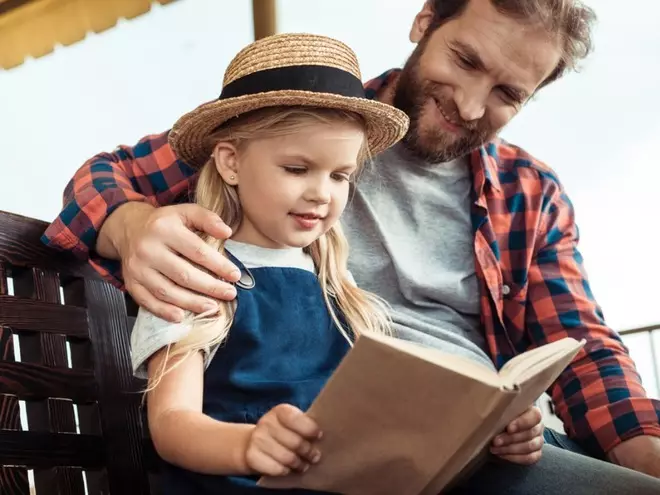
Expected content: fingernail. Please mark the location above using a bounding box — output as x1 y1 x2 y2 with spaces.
312 451 321 464
230 269 241 282
223 287 236 299
509 424 518 433
302 464 310 472
493 437 503 447
172 310 184 322
317 431 323 440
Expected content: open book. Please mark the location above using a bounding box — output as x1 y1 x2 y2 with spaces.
259 332 584 495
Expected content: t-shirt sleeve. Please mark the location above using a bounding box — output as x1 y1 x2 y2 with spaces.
130 307 221 379
130 308 193 379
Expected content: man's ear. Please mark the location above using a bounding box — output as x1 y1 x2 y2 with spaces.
212 142 240 186
410 1 435 43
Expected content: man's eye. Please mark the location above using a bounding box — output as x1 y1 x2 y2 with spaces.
456 53 475 70
499 88 523 105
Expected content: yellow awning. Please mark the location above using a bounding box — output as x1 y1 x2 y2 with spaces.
0 0 179 70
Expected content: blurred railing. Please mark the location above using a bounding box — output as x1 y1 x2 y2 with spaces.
620 323 660 399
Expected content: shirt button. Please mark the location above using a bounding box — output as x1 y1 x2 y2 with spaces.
502 284 511 296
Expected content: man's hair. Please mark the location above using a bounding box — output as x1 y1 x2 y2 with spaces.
428 0 597 86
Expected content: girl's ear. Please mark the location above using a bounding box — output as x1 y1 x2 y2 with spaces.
213 142 240 185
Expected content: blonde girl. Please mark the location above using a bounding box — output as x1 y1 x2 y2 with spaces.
129 33 408 495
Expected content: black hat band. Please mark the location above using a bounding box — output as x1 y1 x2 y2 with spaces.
219 65 365 101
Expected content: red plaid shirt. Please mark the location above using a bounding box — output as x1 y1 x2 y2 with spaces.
43 70 660 456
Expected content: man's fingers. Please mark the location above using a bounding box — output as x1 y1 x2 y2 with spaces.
127 282 185 323
493 423 543 447
138 267 220 315
496 450 543 466
167 227 241 283
275 405 321 440
178 204 233 241
155 251 237 302
507 406 543 434
491 435 544 456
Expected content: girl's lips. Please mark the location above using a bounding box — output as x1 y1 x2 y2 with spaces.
290 213 323 230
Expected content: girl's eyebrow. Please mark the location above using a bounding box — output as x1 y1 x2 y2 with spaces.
281 153 357 170
277 153 315 166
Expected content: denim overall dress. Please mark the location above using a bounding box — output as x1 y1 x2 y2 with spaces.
160 251 350 494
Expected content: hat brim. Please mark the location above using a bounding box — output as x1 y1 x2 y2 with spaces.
169 90 409 168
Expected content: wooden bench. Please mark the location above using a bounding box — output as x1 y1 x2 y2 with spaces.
0 210 159 495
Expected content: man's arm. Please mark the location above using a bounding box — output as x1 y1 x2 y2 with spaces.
526 183 660 469
42 131 195 287
42 131 239 321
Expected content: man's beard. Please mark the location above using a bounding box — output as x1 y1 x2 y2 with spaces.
393 47 495 164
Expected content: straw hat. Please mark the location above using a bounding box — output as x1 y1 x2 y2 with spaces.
169 33 409 168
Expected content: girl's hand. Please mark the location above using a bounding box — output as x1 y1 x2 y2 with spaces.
490 406 544 465
245 404 323 476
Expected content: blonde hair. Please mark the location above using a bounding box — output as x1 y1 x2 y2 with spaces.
148 106 391 388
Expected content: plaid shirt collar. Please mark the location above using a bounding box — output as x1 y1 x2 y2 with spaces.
365 69 503 196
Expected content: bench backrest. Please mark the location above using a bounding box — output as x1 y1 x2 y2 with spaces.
0 210 159 495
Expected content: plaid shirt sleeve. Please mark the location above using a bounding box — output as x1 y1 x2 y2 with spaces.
41 130 196 289
527 182 660 456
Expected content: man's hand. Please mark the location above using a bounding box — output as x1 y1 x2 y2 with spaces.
490 406 544 465
97 202 241 322
608 435 660 478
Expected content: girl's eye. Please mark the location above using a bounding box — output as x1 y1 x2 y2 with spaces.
331 173 351 182
283 166 307 175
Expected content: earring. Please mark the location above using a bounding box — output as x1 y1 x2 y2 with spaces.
229 175 235 181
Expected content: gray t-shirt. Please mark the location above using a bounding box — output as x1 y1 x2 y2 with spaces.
342 144 495 370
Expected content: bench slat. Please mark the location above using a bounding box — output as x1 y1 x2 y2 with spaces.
0 430 104 468
0 362 97 402
0 467 29 495
0 295 89 337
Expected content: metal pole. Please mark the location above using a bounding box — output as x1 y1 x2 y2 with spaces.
252 0 277 40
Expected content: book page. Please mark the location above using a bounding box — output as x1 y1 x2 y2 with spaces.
498 338 584 386
362 331 503 387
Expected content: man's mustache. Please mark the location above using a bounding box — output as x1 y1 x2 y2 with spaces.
425 89 481 132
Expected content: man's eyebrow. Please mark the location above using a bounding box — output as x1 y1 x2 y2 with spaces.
449 40 489 72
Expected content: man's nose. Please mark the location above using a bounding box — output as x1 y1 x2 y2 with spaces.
453 83 487 122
